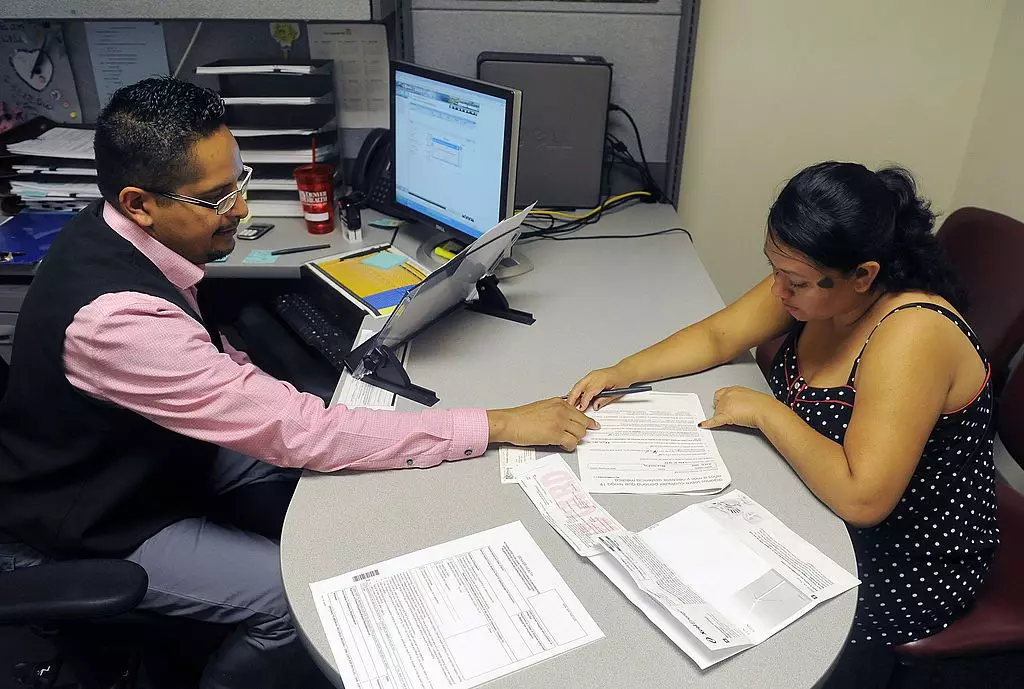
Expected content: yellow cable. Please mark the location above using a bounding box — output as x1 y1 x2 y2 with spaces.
528 191 651 220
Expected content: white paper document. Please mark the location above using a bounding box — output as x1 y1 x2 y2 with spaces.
85 22 169 106
310 521 603 689
221 94 333 106
514 454 628 557
499 446 536 483
244 199 302 218
8 127 95 159
196 63 323 75
577 392 731 494
308 23 390 129
14 164 96 176
11 180 100 198
238 143 337 164
332 328 405 410
595 490 859 669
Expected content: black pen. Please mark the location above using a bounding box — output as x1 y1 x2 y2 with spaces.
563 385 652 400
270 243 332 256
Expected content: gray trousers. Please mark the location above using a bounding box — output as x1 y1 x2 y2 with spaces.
0 449 310 689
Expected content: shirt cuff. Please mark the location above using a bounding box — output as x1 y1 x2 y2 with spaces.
448 408 490 461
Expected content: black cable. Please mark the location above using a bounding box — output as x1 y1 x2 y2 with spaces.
518 195 647 241
609 103 663 201
524 227 693 244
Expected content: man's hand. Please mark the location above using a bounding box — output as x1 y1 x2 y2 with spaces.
487 398 599 451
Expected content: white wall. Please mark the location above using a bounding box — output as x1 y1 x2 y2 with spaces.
677 0 1005 303
952 0 1024 220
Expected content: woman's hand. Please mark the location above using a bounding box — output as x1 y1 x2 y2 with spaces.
566 365 635 411
699 386 779 429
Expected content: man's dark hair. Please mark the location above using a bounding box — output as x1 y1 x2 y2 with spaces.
94 77 226 206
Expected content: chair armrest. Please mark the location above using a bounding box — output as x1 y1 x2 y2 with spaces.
0 559 148 625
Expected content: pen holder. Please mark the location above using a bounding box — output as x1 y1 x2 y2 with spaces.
339 191 365 242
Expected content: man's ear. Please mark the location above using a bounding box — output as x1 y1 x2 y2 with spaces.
852 261 881 293
118 187 156 230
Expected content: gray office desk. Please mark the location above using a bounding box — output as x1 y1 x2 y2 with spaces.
279 203 858 689
203 213 402 279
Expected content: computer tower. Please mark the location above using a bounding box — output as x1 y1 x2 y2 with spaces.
478 52 612 209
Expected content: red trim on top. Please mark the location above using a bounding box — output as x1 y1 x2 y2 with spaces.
793 397 855 408
789 381 809 410
944 363 992 416
793 342 858 393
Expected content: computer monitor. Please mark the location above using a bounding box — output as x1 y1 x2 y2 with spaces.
391 61 521 242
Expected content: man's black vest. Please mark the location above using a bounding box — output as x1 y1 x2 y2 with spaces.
0 201 222 558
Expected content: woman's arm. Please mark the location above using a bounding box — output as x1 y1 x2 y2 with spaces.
569 276 791 408
704 308 963 527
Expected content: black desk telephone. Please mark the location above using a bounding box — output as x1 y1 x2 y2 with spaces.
351 128 412 220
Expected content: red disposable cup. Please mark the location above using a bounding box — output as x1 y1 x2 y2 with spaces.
294 164 336 234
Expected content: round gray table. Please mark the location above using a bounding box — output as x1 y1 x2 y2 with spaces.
281 203 857 688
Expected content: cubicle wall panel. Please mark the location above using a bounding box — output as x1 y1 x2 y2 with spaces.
411 10 681 164
2 1 375 21
412 0 681 14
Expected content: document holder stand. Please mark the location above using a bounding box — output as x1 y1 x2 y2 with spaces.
465 275 535 324
346 276 533 407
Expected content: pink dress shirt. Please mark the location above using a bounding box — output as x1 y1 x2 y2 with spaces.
61 203 490 472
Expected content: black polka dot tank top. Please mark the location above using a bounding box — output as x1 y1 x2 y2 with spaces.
767 302 1000 646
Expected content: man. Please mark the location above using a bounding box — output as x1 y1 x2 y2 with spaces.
0 78 594 689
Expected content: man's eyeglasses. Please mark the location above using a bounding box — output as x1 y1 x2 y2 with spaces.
152 165 252 215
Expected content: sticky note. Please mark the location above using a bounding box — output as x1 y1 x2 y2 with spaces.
369 218 404 229
242 250 280 265
362 252 407 270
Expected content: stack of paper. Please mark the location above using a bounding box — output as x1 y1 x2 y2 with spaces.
8 127 95 159
196 60 330 76
13 161 96 176
310 522 604 689
242 199 302 218
238 143 337 164
510 455 859 670
11 180 100 199
222 94 333 106
576 391 731 494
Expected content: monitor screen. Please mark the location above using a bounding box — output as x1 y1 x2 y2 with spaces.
392 63 518 240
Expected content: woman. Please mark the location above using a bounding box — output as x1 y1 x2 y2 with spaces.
569 162 999 687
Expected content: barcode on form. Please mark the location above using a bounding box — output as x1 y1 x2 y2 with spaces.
353 569 380 582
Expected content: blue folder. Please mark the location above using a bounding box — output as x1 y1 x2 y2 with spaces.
0 212 76 265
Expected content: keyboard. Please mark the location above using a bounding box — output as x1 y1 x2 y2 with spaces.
271 293 354 373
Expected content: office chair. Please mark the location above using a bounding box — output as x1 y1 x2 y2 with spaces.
0 357 225 688
936 207 1024 392
893 361 1024 681
0 559 148 688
